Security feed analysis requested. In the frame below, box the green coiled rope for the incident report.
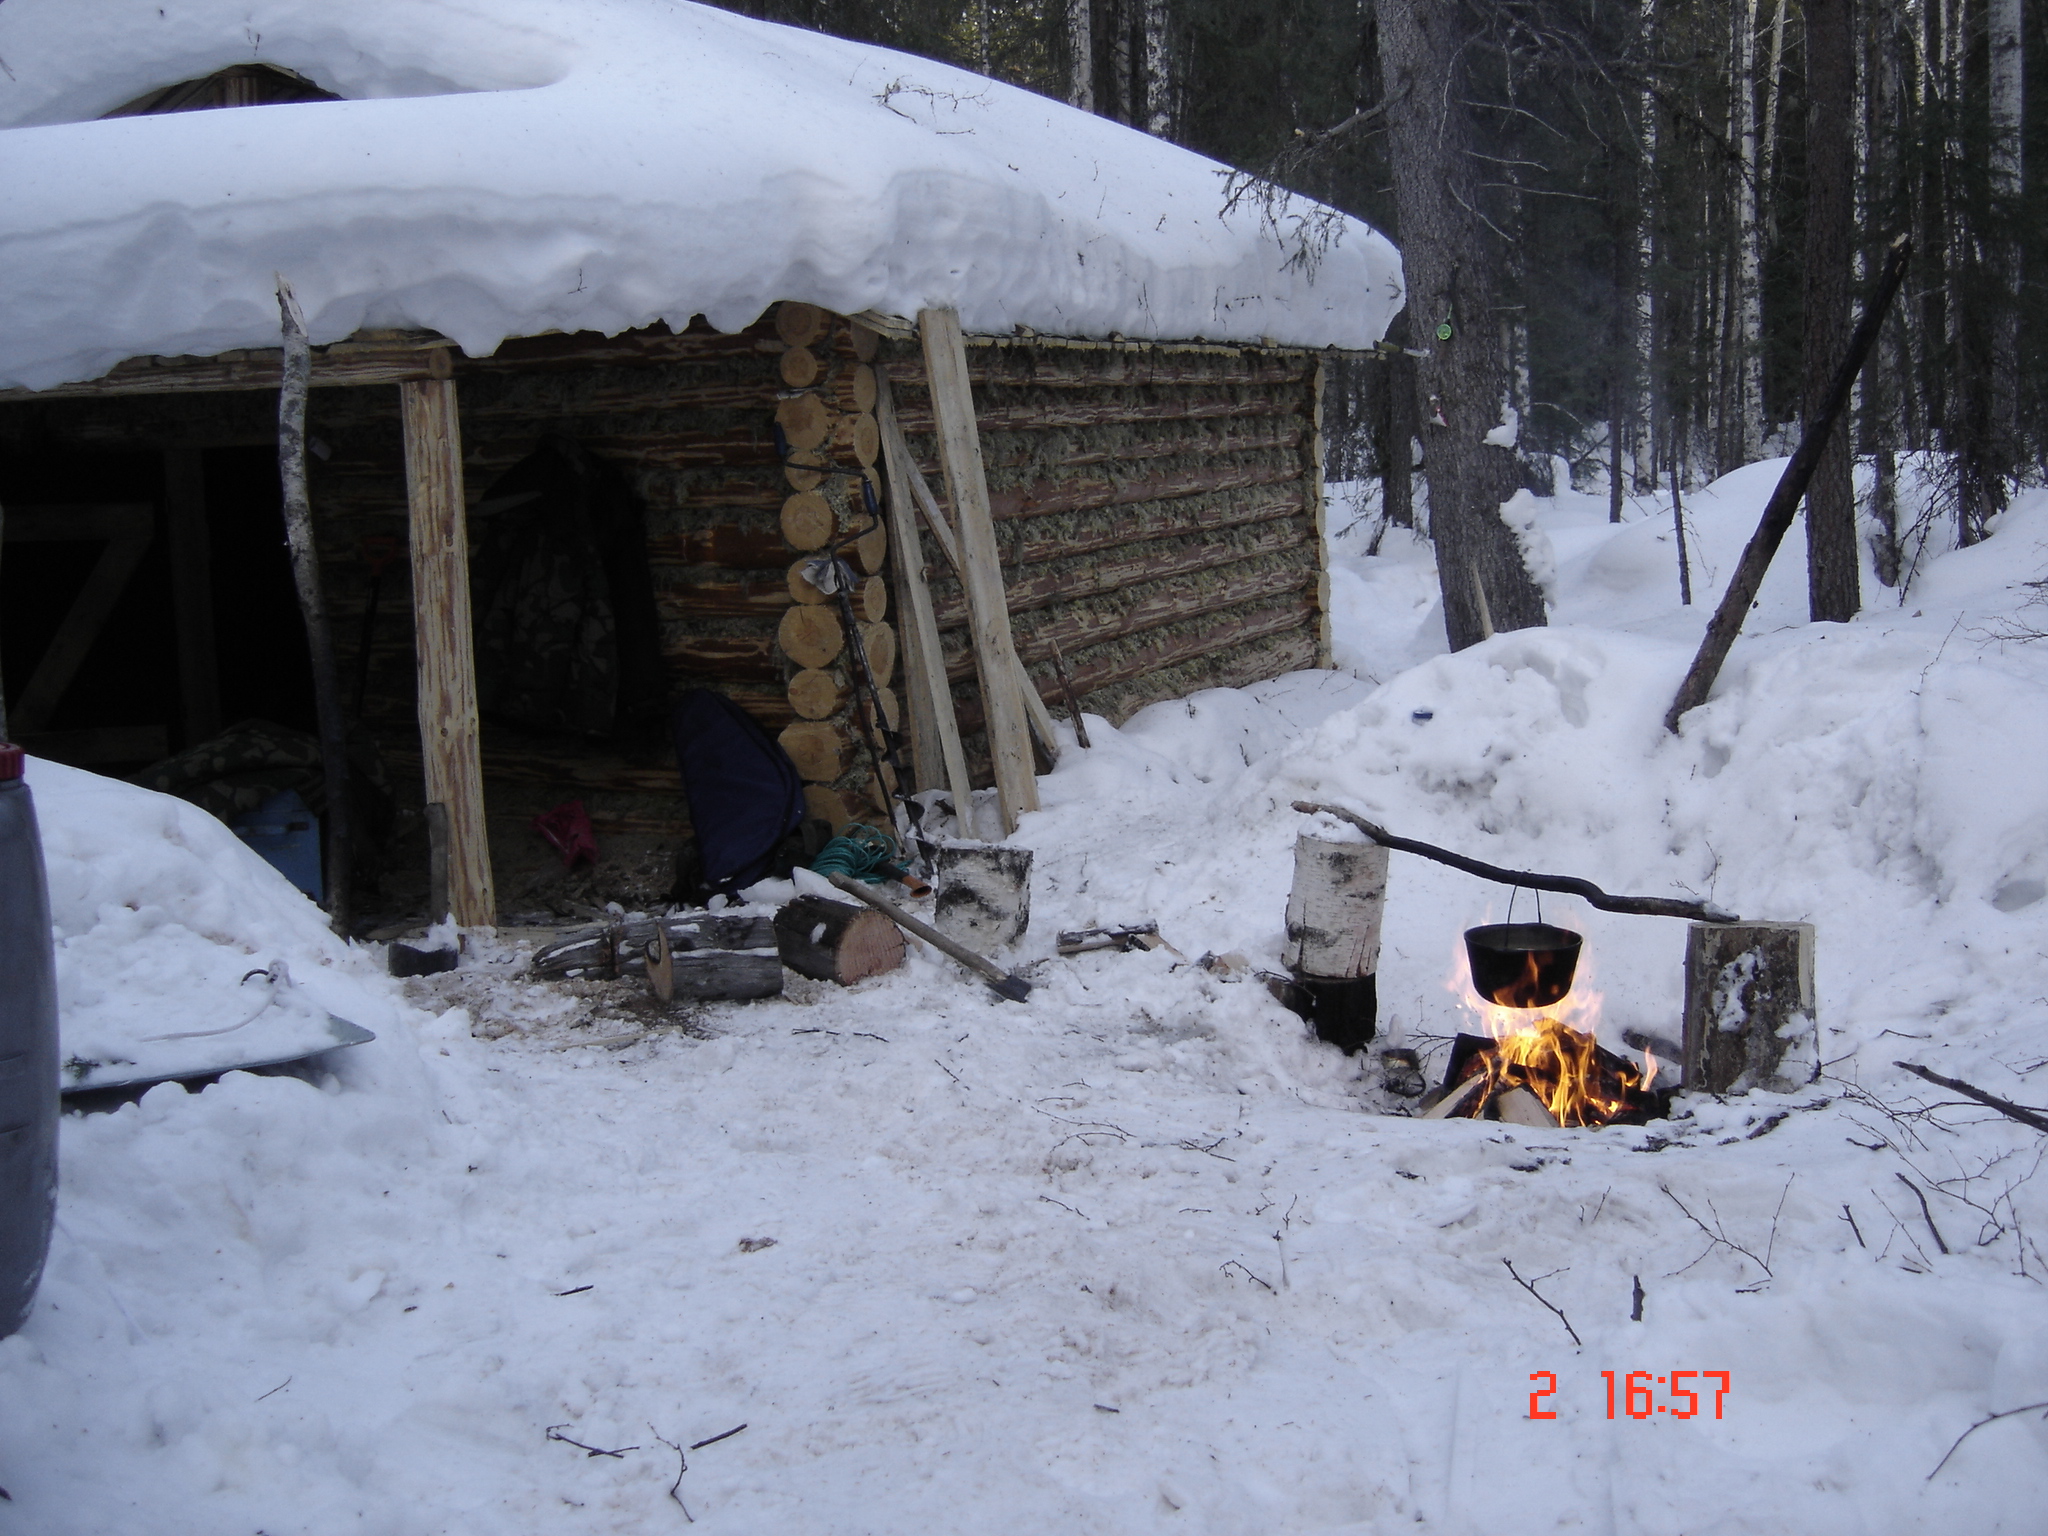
[808,823,901,884]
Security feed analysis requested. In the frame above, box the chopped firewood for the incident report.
[1495,1086,1560,1128]
[531,913,776,980]
[1057,921,1164,956]
[773,893,907,985]
[1421,1075,1486,1120]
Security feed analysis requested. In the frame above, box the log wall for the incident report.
[0,307,1333,901]
[876,333,1327,779]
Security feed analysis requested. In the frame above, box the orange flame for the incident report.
[1443,936,1656,1127]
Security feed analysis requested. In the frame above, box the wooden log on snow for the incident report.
[774,894,907,985]
[934,844,1032,953]
[1283,835,1390,979]
[1681,921,1817,1094]
[531,912,778,979]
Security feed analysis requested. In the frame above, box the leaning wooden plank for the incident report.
[887,397,1062,757]
[875,369,975,818]
[918,308,1039,833]
[401,366,496,927]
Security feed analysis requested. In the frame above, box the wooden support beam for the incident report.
[875,370,974,818]
[400,373,496,927]
[162,448,222,743]
[918,308,1038,834]
[1308,357,1334,669]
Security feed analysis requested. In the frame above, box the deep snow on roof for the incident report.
[0,0,1404,391]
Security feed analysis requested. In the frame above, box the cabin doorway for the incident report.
[0,443,316,770]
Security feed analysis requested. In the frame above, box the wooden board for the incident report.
[920,307,1036,834]
[401,376,496,927]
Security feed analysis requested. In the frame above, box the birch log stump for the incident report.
[1276,834,1389,1054]
[402,370,496,928]
[1681,921,1817,1094]
[934,844,1032,954]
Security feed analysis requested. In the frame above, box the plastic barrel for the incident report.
[0,744,59,1339]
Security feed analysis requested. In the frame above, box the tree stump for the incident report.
[1277,833,1389,1054]
[774,894,906,984]
[1682,921,1817,1094]
[934,844,1032,954]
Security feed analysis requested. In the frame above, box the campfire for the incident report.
[1424,923,1671,1128]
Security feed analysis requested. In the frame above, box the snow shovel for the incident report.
[823,872,1031,1003]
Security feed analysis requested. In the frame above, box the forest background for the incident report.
[715,0,2044,635]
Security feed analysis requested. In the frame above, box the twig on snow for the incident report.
[1221,1260,1275,1292]
[1894,1061,2048,1135]
[1841,1204,1866,1248]
[1927,1401,2048,1480]
[650,1428,694,1522]
[1895,1172,1951,1255]
[1039,1195,1089,1220]
[1662,1184,1773,1280]
[1502,1258,1581,1347]
[690,1423,747,1451]
[546,1425,639,1458]
[255,1376,292,1402]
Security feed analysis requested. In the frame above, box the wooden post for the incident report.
[875,369,975,819]
[1682,921,1816,1094]
[1308,356,1334,670]
[1277,833,1389,1054]
[401,369,496,928]
[162,448,221,744]
[917,308,1038,834]
[276,279,351,934]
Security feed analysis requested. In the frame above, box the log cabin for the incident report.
[0,0,1403,927]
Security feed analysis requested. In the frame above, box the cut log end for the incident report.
[774,894,907,985]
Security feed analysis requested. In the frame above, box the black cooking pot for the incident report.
[1464,922,1583,1009]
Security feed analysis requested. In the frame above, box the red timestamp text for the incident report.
[1526,1371,1731,1420]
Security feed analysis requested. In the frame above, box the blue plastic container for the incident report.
[0,743,59,1339]
[233,789,323,902]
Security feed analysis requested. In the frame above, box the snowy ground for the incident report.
[7,463,2048,1533]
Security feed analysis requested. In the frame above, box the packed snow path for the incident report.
[5,467,2048,1532]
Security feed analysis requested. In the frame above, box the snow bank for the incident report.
[31,759,411,1086]
[0,0,1404,390]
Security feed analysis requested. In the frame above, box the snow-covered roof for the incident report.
[0,0,1405,392]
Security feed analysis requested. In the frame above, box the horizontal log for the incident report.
[928,518,1308,627]
[883,353,1314,392]
[949,598,1317,738]
[656,572,794,617]
[646,524,792,569]
[941,555,1315,682]
[987,460,1303,522]
[663,633,783,681]
[889,393,1303,436]
[1000,491,1306,568]
[1,323,788,401]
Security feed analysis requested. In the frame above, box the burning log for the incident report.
[1423,1028,1670,1128]
[1681,921,1817,1095]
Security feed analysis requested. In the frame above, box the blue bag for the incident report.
[670,689,805,897]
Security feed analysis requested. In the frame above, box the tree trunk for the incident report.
[1987,0,2023,496]
[1141,0,1173,138]
[1735,0,1763,463]
[1633,0,1660,493]
[1383,311,1416,530]
[1802,0,1860,623]
[1068,0,1095,111]
[1374,0,1548,652]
